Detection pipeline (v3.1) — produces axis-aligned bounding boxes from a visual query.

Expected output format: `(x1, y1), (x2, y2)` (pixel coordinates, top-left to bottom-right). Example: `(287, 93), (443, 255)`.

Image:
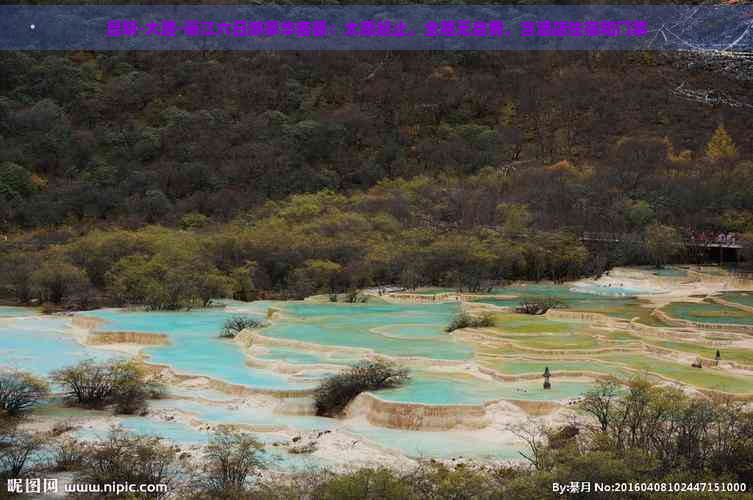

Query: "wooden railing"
(579, 232), (742, 249)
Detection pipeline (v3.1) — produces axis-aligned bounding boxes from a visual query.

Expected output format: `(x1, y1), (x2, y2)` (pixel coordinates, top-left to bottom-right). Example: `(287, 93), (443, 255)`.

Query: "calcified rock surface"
(345, 393), (490, 431)
(86, 331), (170, 346)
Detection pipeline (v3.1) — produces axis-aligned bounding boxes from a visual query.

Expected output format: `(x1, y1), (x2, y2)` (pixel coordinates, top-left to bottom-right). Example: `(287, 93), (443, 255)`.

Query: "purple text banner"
(1, 5), (752, 50)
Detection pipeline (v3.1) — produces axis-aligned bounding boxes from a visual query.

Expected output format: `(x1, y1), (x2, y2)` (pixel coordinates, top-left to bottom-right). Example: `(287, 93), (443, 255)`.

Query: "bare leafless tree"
(510, 419), (549, 471)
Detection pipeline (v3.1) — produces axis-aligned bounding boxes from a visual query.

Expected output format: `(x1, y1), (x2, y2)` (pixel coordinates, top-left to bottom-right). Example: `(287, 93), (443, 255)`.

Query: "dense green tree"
(644, 223), (682, 268)
(134, 189), (173, 224)
(311, 468), (412, 500)
(706, 124), (738, 162)
(31, 257), (88, 305)
(180, 212), (209, 230)
(289, 260), (343, 299)
(624, 199), (655, 230)
(0, 163), (36, 198)
(0, 252), (37, 304)
(106, 247), (233, 310)
(0, 50), (751, 304)
(65, 230), (148, 288)
(0, 50), (749, 239)
(496, 203), (533, 236)
(525, 232), (588, 283)
(230, 263), (258, 301)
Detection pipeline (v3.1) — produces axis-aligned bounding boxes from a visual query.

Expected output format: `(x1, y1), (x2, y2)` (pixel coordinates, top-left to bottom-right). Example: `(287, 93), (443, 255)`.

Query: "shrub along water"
(314, 360), (410, 417)
(515, 296), (564, 315)
(445, 312), (496, 332)
(74, 428), (177, 499)
(197, 427), (267, 496)
(0, 371), (49, 417)
(220, 316), (265, 339)
(50, 359), (162, 415)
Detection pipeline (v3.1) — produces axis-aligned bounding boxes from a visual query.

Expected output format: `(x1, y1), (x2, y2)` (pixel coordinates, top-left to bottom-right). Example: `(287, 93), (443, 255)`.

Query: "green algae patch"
(661, 302), (753, 325)
(373, 371), (531, 405)
(718, 292), (753, 308)
(478, 350), (753, 395)
(411, 288), (458, 295)
(600, 330), (640, 342)
(488, 333), (603, 351)
(0, 306), (42, 317)
(640, 339), (753, 366)
(601, 353), (753, 393)
(490, 313), (575, 334)
(474, 284), (661, 322)
(478, 357), (630, 378)
(265, 302), (473, 361)
(632, 314), (667, 328)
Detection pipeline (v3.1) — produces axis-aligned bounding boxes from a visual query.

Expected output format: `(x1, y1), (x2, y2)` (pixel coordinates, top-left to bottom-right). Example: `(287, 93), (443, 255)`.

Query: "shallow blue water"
(720, 292), (753, 308)
(166, 386), (245, 402)
(80, 398), (520, 462)
(0, 316), (119, 377)
(265, 302), (471, 360)
(2, 303), (590, 406)
(75, 304), (590, 404)
(377, 374), (593, 404)
(79, 308), (314, 390)
(255, 347), (358, 366)
(73, 305), (489, 403)
(472, 284), (650, 318)
(0, 305), (581, 462)
(569, 283), (654, 297)
(342, 421), (521, 460)
(149, 398), (337, 432)
(663, 302), (753, 325)
(73, 414), (333, 470)
(0, 306), (41, 317)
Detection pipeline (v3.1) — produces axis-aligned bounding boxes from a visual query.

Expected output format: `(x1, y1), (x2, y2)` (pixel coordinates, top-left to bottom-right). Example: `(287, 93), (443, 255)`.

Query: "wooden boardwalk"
(579, 232), (742, 249)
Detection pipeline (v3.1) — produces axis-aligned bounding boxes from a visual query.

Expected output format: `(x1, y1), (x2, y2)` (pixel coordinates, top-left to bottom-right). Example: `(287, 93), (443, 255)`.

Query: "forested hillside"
(1, 50), (752, 306)
(1, 50), (751, 230)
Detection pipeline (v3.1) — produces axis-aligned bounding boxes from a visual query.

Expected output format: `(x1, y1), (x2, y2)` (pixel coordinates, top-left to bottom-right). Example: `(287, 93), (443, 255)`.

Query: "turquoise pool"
(0, 316), (120, 378)
(1, 303), (599, 405)
(719, 292), (753, 308)
(662, 302), (753, 325)
(376, 372), (593, 404)
(342, 420), (522, 460)
(640, 266), (688, 277)
(0, 303), (602, 463)
(148, 398), (337, 433)
(264, 302), (471, 360)
(74, 413), (333, 471)
(472, 284), (650, 319)
(0, 306), (41, 317)
(78, 308), (314, 391)
(255, 346), (359, 366)
(411, 288), (457, 295)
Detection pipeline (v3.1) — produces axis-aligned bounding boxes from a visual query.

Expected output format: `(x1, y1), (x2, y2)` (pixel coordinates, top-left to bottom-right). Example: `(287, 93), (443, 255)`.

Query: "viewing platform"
(579, 232), (742, 249)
